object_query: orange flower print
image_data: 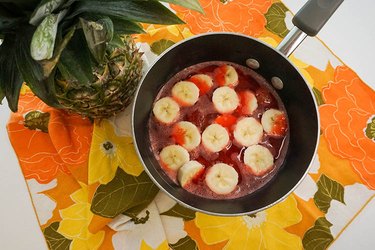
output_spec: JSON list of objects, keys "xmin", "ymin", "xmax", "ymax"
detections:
[
  {"xmin": 7, "ymin": 92, "xmax": 93, "ymax": 184},
  {"xmin": 171, "ymin": 0, "xmax": 272, "ymax": 36},
  {"xmin": 319, "ymin": 66, "xmax": 375, "ymax": 189}
]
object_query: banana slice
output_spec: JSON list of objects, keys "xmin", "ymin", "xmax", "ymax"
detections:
[
  {"xmin": 171, "ymin": 81, "xmax": 200, "ymax": 107},
  {"xmin": 205, "ymin": 163, "xmax": 238, "ymax": 195},
  {"xmin": 239, "ymin": 90, "xmax": 258, "ymax": 115},
  {"xmin": 159, "ymin": 145, "xmax": 190, "ymax": 171},
  {"xmin": 202, "ymin": 124, "xmax": 229, "ymax": 152},
  {"xmin": 178, "ymin": 160, "xmax": 204, "ymax": 187},
  {"xmin": 172, "ymin": 121, "xmax": 201, "ymax": 151},
  {"xmin": 261, "ymin": 109, "xmax": 287, "ymax": 136},
  {"xmin": 189, "ymin": 74, "xmax": 214, "ymax": 95},
  {"xmin": 233, "ymin": 117, "xmax": 263, "ymax": 147},
  {"xmin": 212, "ymin": 86, "xmax": 240, "ymax": 114},
  {"xmin": 153, "ymin": 97, "xmax": 180, "ymax": 124},
  {"xmin": 244, "ymin": 145, "xmax": 274, "ymax": 175},
  {"xmin": 214, "ymin": 65, "xmax": 239, "ymax": 87}
]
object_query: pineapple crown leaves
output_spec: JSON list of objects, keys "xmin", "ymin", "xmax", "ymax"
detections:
[{"xmin": 0, "ymin": 0, "xmax": 203, "ymax": 112}]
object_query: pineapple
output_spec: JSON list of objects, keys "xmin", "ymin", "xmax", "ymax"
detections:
[{"xmin": 0, "ymin": 0, "xmax": 203, "ymax": 119}]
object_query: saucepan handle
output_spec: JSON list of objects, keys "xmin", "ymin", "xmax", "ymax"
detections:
[{"xmin": 276, "ymin": 0, "xmax": 344, "ymax": 57}]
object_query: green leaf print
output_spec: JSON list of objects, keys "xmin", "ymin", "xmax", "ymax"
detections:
[
  {"xmin": 150, "ymin": 39, "xmax": 175, "ymax": 55},
  {"xmin": 170, "ymin": 235, "xmax": 198, "ymax": 250},
  {"xmin": 43, "ymin": 222, "xmax": 72, "ymax": 250},
  {"xmin": 365, "ymin": 116, "xmax": 375, "ymax": 140},
  {"xmin": 161, "ymin": 203, "xmax": 196, "ymax": 221},
  {"xmin": 91, "ymin": 168, "xmax": 159, "ymax": 218},
  {"xmin": 302, "ymin": 217, "xmax": 333, "ymax": 250},
  {"xmin": 312, "ymin": 87, "xmax": 325, "ymax": 106},
  {"xmin": 265, "ymin": 2, "xmax": 290, "ymax": 38},
  {"xmin": 314, "ymin": 174, "xmax": 345, "ymax": 213}
]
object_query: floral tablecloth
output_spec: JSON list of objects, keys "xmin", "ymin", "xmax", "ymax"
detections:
[{"xmin": 7, "ymin": 0, "xmax": 375, "ymax": 249}]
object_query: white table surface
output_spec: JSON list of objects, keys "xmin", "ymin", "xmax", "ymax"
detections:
[{"xmin": 1, "ymin": 1, "xmax": 374, "ymax": 249}]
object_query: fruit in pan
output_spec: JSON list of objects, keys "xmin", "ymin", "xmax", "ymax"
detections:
[
  {"xmin": 238, "ymin": 90, "xmax": 258, "ymax": 115},
  {"xmin": 214, "ymin": 65, "xmax": 239, "ymax": 87},
  {"xmin": 153, "ymin": 97, "xmax": 180, "ymax": 124},
  {"xmin": 244, "ymin": 145, "xmax": 274, "ymax": 175},
  {"xmin": 178, "ymin": 160, "xmax": 204, "ymax": 187},
  {"xmin": 214, "ymin": 114, "xmax": 237, "ymax": 130},
  {"xmin": 189, "ymin": 74, "xmax": 214, "ymax": 95},
  {"xmin": 172, "ymin": 121, "xmax": 201, "ymax": 151},
  {"xmin": 261, "ymin": 109, "xmax": 287, "ymax": 136},
  {"xmin": 202, "ymin": 124, "xmax": 230, "ymax": 153},
  {"xmin": 205, "ymin": 163, "xmax": 239, "ymax": 195},
  {"xmin": 159, "ymin": 145, "xmax": 190, "ymax": 171},
  {"xmin": 212, "ymin": 86, "xmax": 240, "ymax": 114},
  {"xmin": 172, "ymin": 81, "xmax": 200, "ymax": 106},
  {"xmin": 233, "ymin": 117, "xmax": 263, "ymax": 147}
]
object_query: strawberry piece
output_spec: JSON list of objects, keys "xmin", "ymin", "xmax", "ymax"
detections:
[
  {"xmin": 189, "ymin": 76, "xmax": 211, "ymax": 95},
  {"xmin": 215, "ymin": 114, "xmax": 237, "ymax": 130},
  {"xmin": 255, "ymin": 88, "xmax": 275, "ymax": 107},
  {"xmin": 172, "ymin": 125, "xmax": 185, "ymax": 145},
  {"xmin": 213, "ymin": 65, "xmax": 228, "ymax": 86},
  {"xmin": 272, "ymin": 114, "xmax": 287, "ymax": 136}
]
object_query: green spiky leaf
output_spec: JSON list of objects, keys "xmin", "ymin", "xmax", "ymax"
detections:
[
  {"xmin": 112, "ymin": 18, "xmax": 144, "ymax": 34},
  {"xmin": 58, "ymin": 29, "xmax": 93, "ymax": 84},
  {"xmin": 15, "ymin": 26, "xmax": 61, "ymax": 108},
  {"xmin": 159, "ymin": 0, "xmax": 203, "ymax": 13},
  {"xmin": 29, "ymin": 0, "xmax": 66, "ymax": 25},
  {"xmin": 70, "ymin": 1, "xmax": 184, "ymax": 25},
  {"xmin": 80, "ymin": 17, "xmax": 113, "ymax": 63},
  {"xmin": 31, "ymin": 11, "xmax": 67, "ymax": 61},
  {"xmin": 0, "ymin": 79, "xmax": 5, "ymax": 105},
  {"xmin": 0, "ymin": 34, "xmax": 23, "ymax": 112},
  {"xmin": 39, "ymin": 26, "xmax": 75, "ymax": 78}
]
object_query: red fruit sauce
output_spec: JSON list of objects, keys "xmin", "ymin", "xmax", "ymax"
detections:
[{"xmin": 148, "ymin": 61, "xmax": 289, "ymax": 199}]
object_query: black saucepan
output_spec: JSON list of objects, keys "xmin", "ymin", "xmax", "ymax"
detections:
[{"xmin": 132, "ymin": 0, "xmax": 344, "ymax": 215}]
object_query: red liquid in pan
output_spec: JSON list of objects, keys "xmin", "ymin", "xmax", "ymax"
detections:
[{"xmin": 148, "ymin": 61, "xmax": 289, "ymax": 199}]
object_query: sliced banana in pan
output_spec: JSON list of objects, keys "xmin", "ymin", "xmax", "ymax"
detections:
[
  {"xmin": 178, "ymin": 160, "xmax": 204, "ymax": 187},
  {"xmin": 159, "ymin": 145, "xmax": 190, "ymax": 171},
  {"xmin": 172, "ymin": 81, "xmax": 200, "ymax": 107},
  {"xmin": 172, "ymin": 121, "xmax": 201, "ymax": 151},
  {"xmin": 244, "ymin": 145, "xmax": 274, "ymax": 175},
  {"xmin": 189, "ymin": 74, "xmax": 214, "ymax": 95},
  {"xmin": 202, "ymin": 124, "xmax": 229, "ymax": 153},
  {"xmin": 233, "ymin": 117, "xmax": 263, "ymax": 147},
  {"xmin": 205, "ymin": 163, "xmax": 238, "ymax": 195},
  {"xmin": 153, "ymin": 97, "xmax": 180, "ymax": 124},
  {"xmin": 212, "ymin": 86, "xmax": 240, "ymax": 114},
  {"xmin": 261, "ymin": 108, "xmax": 287, "ymax": 136},
  {"xmin": 214, "ymin": 65, "xmax": 239, "ymax": 87}
]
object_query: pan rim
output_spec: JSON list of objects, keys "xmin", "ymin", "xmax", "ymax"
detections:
[{"xmin": 131, "ymin": 32, "xmax": 321, "ymax": 216}]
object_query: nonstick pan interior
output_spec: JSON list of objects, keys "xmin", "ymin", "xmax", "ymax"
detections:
[{"xmin": 132, "ymin": 33, "xmax": 319, "ymax": 216}]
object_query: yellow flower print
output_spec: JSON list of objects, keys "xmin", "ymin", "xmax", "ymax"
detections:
[
  {"xmin": 258, "ymin": 36, "xmax": 314, "ymax": 86},
  {"xmin": 136, "ymin": 24, "xmax": 194, "ymax": 45},
  {"xmin": 89, "ymin": 120, "xmax": 143, "ymax": 184},
  {"xmin": 57, "ymin": 183, "xmax": 105, "ymax": 250},
  {"xmin": 195, "ymin": 195, "xmax": 302, "ymax": 250},
  {"xmin": 140, "ymin": 240, "xmax": 169, "ymax": 250}
]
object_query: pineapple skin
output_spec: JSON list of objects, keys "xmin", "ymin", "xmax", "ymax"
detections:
[{"xmin": 54, "ymin": 36, "xmax": 143, "ymax": 119}]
